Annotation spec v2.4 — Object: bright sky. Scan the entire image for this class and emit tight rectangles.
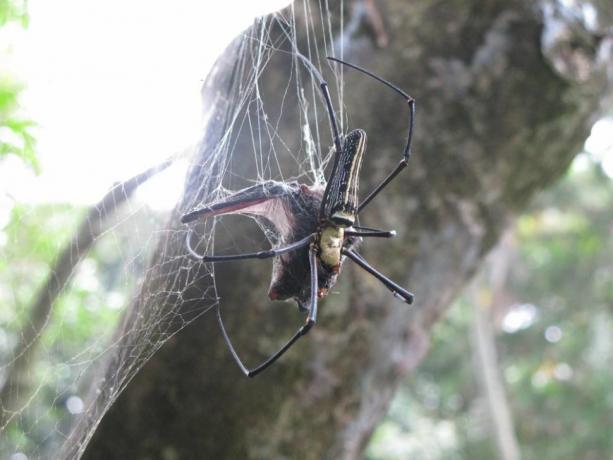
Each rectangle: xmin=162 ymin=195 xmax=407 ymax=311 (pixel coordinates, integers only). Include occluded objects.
xmin=0 ymin=0 xmax=290 ymax=216
xmin=583 ymin=118 xmax=613 ymax=177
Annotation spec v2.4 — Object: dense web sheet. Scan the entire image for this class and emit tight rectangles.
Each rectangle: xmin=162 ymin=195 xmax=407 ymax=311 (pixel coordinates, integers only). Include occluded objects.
xmin=0 ymin=2 xmax=349 ymax=458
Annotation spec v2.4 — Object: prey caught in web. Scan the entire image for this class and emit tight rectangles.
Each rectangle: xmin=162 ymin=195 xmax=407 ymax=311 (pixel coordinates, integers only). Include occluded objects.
xmin=181 ymin=51 xmax=416 ymax=377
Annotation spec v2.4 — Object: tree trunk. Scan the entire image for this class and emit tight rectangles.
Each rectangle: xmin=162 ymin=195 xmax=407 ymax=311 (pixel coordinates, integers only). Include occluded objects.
xmin=65 ymin=1 xmax=611 ymax=458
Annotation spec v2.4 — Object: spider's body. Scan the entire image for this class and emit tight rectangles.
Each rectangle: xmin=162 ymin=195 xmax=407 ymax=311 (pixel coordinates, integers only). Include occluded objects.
xmin=267 ymin=194 xmax=360 ymax=310
xmin=183 ymin=129 xmax=368 ymax=310
xmin=266 ymin=176 xmax=364 ymax=310
xmin=182 ymin=54 xmax=416 ymax=377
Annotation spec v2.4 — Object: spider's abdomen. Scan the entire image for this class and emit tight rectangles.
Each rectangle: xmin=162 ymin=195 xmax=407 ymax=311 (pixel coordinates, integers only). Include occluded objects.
xmin=321 ymin=128 xmax=366 ymax=227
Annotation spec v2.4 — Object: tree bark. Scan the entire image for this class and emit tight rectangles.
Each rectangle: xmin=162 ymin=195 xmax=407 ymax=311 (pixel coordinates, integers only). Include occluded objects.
xmin=67 ymin=1 xmax=611 ymax=458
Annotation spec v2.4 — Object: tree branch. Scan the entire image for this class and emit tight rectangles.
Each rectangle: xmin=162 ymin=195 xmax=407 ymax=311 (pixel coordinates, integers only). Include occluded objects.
xmin=1 ymin=157 xmax=173 ymax=428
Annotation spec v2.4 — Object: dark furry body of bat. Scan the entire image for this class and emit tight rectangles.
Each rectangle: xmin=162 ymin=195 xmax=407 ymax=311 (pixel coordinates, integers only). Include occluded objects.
xmin=181 ymin=180 xmax=361 ymax=311
xmin=265 ymin=182 xmax=360 ymax=310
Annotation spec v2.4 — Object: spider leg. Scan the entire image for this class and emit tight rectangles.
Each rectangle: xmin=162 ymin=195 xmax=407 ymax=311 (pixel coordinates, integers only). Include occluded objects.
xmin=353 ymin=224 xmax=394 ymax=232
xmin=185 ymin=230 xmax=314 ymax=262
xmin=327 ymin=57 xmax=416 ymax=213
xmin=344 ymin=229 xmax=396 ymax=238
xmin=294 ymin=51 xmax=342 ymax=156
xmin=342 ymin=248 xmax=414 ymax=304
xmin=349 ymin=224 xmax=397 ymax=238
xmin=217 ymin=246 xmax=319 ymax=377
xmin=293 ymin=52 xmax=349 ymax=218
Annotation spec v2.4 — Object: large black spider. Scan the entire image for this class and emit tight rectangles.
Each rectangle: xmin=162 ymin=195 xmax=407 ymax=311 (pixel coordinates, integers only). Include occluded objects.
xmin=181 ymin=53 xmax=415 ymax=377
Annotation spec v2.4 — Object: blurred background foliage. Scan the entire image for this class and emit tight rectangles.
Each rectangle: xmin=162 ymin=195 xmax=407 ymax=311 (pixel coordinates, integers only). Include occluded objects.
xmin=0 ymin=203 xmax=158 ymax=457
xmin=0 ymin=0 xmax=28 ymax=27
xmin=367 ymin=151 xmax=613 ymax=460
xmin=0 ymin=0 xmax=38 ymax=174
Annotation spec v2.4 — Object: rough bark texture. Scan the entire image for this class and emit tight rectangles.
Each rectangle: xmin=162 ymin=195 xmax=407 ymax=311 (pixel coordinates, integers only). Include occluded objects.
xmin=69 ymin=1 xmax=610 ymax=458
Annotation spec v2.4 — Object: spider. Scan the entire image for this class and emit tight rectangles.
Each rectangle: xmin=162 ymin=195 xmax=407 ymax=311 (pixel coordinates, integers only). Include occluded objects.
xmin=181 ymin=52 xmax=415 ymax=377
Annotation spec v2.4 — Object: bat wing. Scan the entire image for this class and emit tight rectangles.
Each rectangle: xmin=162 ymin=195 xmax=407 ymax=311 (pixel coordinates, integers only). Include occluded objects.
xmin=181 ymin=181 xmax=298 ymax=239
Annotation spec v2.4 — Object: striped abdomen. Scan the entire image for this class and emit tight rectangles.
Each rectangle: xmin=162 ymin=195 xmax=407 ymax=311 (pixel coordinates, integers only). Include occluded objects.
xmin=321 ymin=129 xmax=366 ymax=226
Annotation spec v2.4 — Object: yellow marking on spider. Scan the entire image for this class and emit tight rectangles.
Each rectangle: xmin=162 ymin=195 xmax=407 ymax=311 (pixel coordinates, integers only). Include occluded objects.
xmin=342 ymin=130 xmax=366 ymax=210
xmin=319 ymin=225 xmax=345 ymax=267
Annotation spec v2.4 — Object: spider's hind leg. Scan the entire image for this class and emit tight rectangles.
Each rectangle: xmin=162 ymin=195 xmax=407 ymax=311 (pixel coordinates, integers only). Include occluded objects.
xmin=342 ymin=248 xmax=414 ymax=304
xmin=217 ymin=246 xmax=320 ymax=377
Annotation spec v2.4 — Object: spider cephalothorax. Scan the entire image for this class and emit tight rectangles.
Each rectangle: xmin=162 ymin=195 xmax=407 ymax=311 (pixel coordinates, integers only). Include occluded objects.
xmin=182 ymin=52 xmax=415 ymax=377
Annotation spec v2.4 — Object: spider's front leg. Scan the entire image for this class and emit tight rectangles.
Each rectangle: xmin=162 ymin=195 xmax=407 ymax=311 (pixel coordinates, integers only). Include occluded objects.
xmin=327 ymin=57 xmax=416 ymax=213
xmin=185 ymin=230 xmax=313 ymax=262
xmin=356 ymin=97 xmax=414 ymax=213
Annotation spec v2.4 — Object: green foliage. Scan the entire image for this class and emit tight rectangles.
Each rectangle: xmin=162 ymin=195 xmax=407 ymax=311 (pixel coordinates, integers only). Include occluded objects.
xmin=0 ymin=0 xmax=38 ymax=173
xmin=0 ymin=76 xmax=39 ymax=173
xmin=368 ymin=157 xmax=613 ymax=459
xmin=0 ymin=204 xmax=137 ymax=458
xmin=0 ymin=0 xmax=28 ymax=27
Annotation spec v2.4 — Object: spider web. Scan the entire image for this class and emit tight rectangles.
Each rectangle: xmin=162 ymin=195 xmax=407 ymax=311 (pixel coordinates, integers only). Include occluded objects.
xmin=0 ymin=1 xmax=350 ymax=458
